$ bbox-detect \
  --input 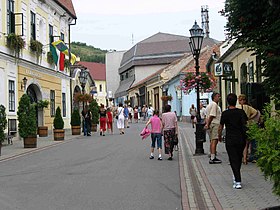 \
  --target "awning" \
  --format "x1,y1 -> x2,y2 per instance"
115,77 -> 135,98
